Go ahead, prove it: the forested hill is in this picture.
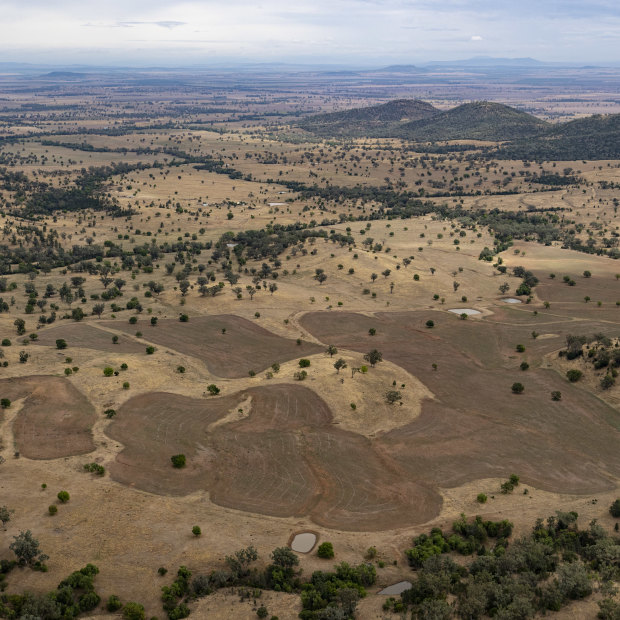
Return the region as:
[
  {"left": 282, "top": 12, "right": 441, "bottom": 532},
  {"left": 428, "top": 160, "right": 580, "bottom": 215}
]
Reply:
[
  {"left": 386, "top": 101, "right": 548, "bottom": 141},
  {"left": 298, "top": 99, "right": 440, "bottom": 137},
  {"left": 300, "top": 99, "right": 620, "bottom": 159},
  {"left": 299, "top": 100, "right": 546, "bottom": 141},
  {"left": 494, "top": 113, "right": 620, "bottom": 160}
]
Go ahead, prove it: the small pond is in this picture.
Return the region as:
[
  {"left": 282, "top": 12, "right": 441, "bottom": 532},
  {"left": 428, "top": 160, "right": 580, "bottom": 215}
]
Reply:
[
  {"left": 379, "top": 581, "right": 413, "bottom": 595},
  {"left": 291, "top": 532, "right": 317, "bottom": 553},
  {"left": 448, "top": 308, "right": 481, "bottom": 316}
]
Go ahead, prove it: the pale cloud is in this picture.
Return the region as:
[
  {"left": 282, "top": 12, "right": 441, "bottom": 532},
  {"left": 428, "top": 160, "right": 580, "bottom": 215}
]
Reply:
[
  {"left": 117, "top": 21, "right": 187, "bottom": 29},
  {"left": 0, "top": 0, "right": 618, "bottom": 65}
]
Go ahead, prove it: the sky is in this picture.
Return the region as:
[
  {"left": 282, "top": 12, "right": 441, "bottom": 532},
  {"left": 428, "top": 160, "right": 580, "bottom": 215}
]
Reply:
[{"left": 0, "top": 0, "right": 619, "bottom": 67}]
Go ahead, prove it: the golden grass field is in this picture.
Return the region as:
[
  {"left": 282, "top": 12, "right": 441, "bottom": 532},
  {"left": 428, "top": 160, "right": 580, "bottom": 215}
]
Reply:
[{"left": 0, "top": 80, "right": 619, "bottom": 618}]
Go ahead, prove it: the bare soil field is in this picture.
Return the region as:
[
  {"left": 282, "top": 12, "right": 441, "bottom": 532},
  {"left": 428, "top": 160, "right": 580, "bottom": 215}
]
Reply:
[
  {"left": 300, "top": 311, "right": 620, "bottom": 494},
  {"left": 107, "top": 383, "right": 441, "bottom": 530},
  {"left": 0, "top": 375, "right": 95, "bottom": 459},
  {"left": 32, "top": 323, "right": 145, "bottom": 354},
  {"left": 103, "top": 315, "right": 323, "bottom": 378}
]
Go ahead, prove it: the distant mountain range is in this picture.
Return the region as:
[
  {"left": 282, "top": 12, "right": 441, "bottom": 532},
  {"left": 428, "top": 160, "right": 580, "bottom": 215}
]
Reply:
[{"left": 299, "top": 99, "right": 620, "bottom": 159}]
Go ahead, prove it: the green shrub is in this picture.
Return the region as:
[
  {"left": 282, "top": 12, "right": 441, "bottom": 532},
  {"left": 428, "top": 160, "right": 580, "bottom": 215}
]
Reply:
[
  {"left": 192, "top": 526, "right": 201, "bottom": 537},
  {"left": 171, "top": 454, "right": 186, "bottom": 468},
  {"left": 122, "top": 602, "right": 145, "bottom": 620},
  {"left": 299, "top": 358, "right": 311, "bottom": 368},
  {"left": 48, "top": 505, "right": 58, "bottom": 515},
  {"left": 84, "top": 463, "right": 105, "bottom": 476},
  {"left": 57, "top": 491, "right": 70, "bottom": 503},
  {"left": 476, "top": 493, "right": 488, "bottom": 504},
  {"left": 610, "top": 499, "right": 620, "bottom": 518},
  {"left": 317, "top": 542, "right": 334, "bottom": 559},
  {"left": 107, "top": 595, "right": 122, "bottom": 612},
  {"left": 103, "top": 367, "right": 114, "bottom": 377},
  {"left": 566, "top": 369, "right": 583, "bottom": 382},
  {"left": 56, "top": 339, "right": 67, "bottom": 349}
]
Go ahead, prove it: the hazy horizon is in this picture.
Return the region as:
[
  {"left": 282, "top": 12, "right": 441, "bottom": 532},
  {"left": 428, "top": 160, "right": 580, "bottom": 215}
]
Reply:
[{"left": 1, "top": 0, "right": 619, "bottom": 67}]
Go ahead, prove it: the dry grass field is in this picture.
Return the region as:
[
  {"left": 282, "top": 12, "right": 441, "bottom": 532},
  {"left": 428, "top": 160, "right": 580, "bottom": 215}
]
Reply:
[{"left": 0, "top": 70, "right": 619, "bottom": 619}]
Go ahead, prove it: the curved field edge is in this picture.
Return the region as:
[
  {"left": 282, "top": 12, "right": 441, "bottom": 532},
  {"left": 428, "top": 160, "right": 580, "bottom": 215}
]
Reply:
[{"left": 105, "top": 383, "right": 442, "bottom": 531}]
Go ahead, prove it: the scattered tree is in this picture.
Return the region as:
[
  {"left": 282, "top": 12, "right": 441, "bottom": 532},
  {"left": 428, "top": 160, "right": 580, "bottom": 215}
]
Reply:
[
  {"left": 364, "top": 349, "right": 383, "bottom": 367},
  {"left": 10, "top": 530, "right": 49, "bottom": 566}
]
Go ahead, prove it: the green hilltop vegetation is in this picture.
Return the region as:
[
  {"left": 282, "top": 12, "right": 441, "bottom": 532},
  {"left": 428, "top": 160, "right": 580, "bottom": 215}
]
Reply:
[
  {"left": 298, "top": 99, "right": 440, "bottom": 137},
  {"left": 495, "top": 112, "right": 620, "bottom": 160},
  {"left": 387, "top": 101, "right": 548, "bottom": 141},
  {"left": 300, "top": 98, "right": 620, "bottom": 160},
  {"left": 299, "top": 100, "right": 546, "bottom": 141}
]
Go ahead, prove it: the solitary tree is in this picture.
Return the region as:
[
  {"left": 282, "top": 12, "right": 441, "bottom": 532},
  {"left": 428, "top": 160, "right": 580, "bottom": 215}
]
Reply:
[
  {"left": 0, "top": 505, "right": 13, "bottom": 529},
  {"left": 385, "top": 390, "right": 402, "bottom": 404},
  {"left": 314, "top": 269, "right": 327, "bottom": 285},
  {"left": 100, "top": 274, "right": 113, "bottom": 289},
  {"left": 326, "top": 345, "right": 338, "bottom": 357},
  {"left": 334, "top": 358, "right": 347, "bottom": 374},
  {"left": 364, "top": 349, "right": 383, "bottom": 367},
  {"left": 10, "top": 530, "right": 49, "bottom": 566}
]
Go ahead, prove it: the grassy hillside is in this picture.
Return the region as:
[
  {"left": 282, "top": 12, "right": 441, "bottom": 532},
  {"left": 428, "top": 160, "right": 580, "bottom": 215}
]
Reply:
[
  {"left": 298, "top": 99, "right": 439, "bottom": 137},
  {"left": 388, "top": 101, "right": 549, "bottom": 141},
  {"left": 495, "top": 113, "right": 620, "bottom": 160}
]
